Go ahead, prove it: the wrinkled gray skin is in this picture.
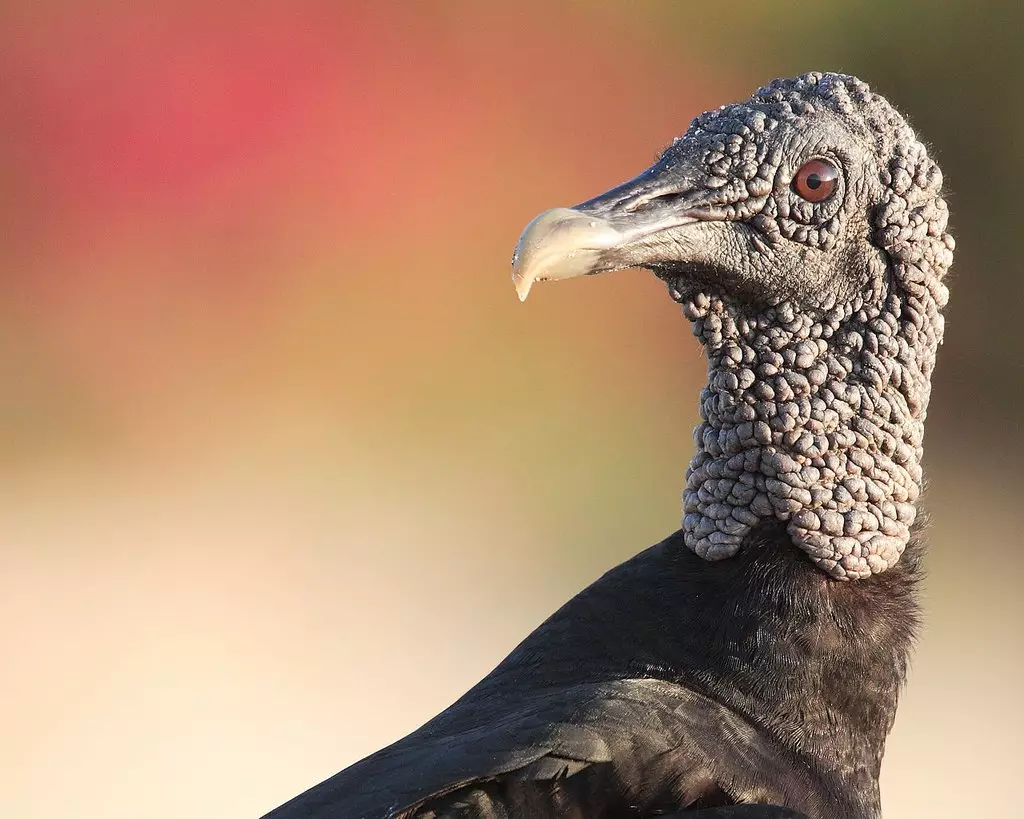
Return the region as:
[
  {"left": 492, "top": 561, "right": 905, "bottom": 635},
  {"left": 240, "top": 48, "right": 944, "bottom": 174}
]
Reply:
[{"left": 514, "top": 73, "right": 953, "bottom": 579}]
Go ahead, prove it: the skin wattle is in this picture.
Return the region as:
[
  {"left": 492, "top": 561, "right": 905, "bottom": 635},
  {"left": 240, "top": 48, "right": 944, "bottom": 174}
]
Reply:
[{"left": 677, "top": 282, "right": 944, "bottom": 579}]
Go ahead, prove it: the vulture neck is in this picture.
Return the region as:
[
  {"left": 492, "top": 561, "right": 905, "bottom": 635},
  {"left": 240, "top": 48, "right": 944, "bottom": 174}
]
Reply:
[
  {"left": 688, "top": 518, "right": 921, "bottom": 773},
  {"left": 677, "top": 285, "right": 940, "bottom": 581},
  {"left": 662, "top": 521, "right": 922, "bottom": 813},
  {"left": 499, "top": 523, "right": 922, "bottom": 813}
]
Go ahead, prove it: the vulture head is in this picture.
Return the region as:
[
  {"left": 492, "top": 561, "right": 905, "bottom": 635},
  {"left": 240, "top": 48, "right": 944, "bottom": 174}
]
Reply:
[{"left": 513, "top": 72, "right": 954, "bottom": 580}]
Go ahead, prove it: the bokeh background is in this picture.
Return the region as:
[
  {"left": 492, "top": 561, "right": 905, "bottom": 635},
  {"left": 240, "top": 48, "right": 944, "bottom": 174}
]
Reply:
[{"left": 2, "top": 3, "right": 1021, "bottom": 818}]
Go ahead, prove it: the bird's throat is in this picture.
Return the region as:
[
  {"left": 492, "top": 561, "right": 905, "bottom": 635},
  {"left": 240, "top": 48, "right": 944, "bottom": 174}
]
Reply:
[{"left": 677, "top": 281, "right": 943, "bottom": 580}]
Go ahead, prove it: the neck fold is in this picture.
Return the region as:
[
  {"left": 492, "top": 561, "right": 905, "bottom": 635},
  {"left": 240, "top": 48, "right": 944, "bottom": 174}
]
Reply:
[{"left": 679, "top": 277, "right": 942, "bottom": 580}]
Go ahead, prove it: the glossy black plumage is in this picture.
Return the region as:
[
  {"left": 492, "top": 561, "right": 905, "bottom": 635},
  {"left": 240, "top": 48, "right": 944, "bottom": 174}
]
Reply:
[{"left": 265, "top": 522, "right": 919, "bottom": 819}]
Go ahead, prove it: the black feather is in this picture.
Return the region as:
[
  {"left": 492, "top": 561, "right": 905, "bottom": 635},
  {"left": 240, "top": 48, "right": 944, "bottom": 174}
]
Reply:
[{"left": 264, "top": 523, "right": 920, "bottom": 819}]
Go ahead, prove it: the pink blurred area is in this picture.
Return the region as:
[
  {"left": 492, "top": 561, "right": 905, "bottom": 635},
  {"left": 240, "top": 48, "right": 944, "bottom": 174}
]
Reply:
[
  {"left": 0, "top": 4, "right": 1019, "bottom": 819},
  {"left": 0, "top": 3, "right": 711, "bottom": 455}
]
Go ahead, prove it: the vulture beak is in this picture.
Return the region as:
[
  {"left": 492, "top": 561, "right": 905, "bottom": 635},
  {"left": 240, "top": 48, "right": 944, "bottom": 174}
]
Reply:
[{"left": 511, "top": 165, "right": 710, "bottom": 301}]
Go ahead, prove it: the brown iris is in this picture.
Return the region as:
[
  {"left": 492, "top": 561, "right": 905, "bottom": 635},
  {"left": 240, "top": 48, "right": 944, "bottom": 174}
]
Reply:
[{"left": 792, "top": 158, "right": 840, "bottom": 202}]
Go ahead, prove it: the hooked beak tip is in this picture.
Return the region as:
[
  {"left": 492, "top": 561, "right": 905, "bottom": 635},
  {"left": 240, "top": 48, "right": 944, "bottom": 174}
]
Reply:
[
  {"left": 509, "top": 207, "right": 623, "bottom": 301},
  {"left": 512, "top": 270, "right": 532, "bottom": 302}
]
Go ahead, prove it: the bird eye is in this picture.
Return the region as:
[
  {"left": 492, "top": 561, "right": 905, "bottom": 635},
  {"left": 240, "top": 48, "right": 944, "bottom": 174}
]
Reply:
[{"left": 792, "top": 158, "right": 840, "bottom": 203}]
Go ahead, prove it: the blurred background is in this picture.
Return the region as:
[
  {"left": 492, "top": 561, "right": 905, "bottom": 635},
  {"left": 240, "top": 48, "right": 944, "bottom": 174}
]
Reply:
[{"left": 1, "top": 2, "right": 1021, "bottom": 817}]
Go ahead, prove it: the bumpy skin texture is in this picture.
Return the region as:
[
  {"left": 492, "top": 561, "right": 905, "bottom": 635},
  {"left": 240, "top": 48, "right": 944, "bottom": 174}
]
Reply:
[{"left": 661, "top": 74, "right": 954, "bottom": 579}]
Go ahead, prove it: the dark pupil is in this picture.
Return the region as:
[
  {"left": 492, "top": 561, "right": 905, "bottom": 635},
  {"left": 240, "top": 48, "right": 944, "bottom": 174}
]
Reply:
[{"left": 806, "top": 173, "right": 822, "bottom": 190}]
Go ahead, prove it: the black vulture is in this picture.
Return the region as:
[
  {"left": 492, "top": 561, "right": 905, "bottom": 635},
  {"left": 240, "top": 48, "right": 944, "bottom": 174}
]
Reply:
[{"left": 263, "top": 72, "right": 953, "bottom": 819}]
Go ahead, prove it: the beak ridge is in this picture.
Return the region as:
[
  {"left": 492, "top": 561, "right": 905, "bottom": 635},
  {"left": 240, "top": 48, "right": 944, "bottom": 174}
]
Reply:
[{"left": 510, "top": 163, "right": 708, "bottom": 301}]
